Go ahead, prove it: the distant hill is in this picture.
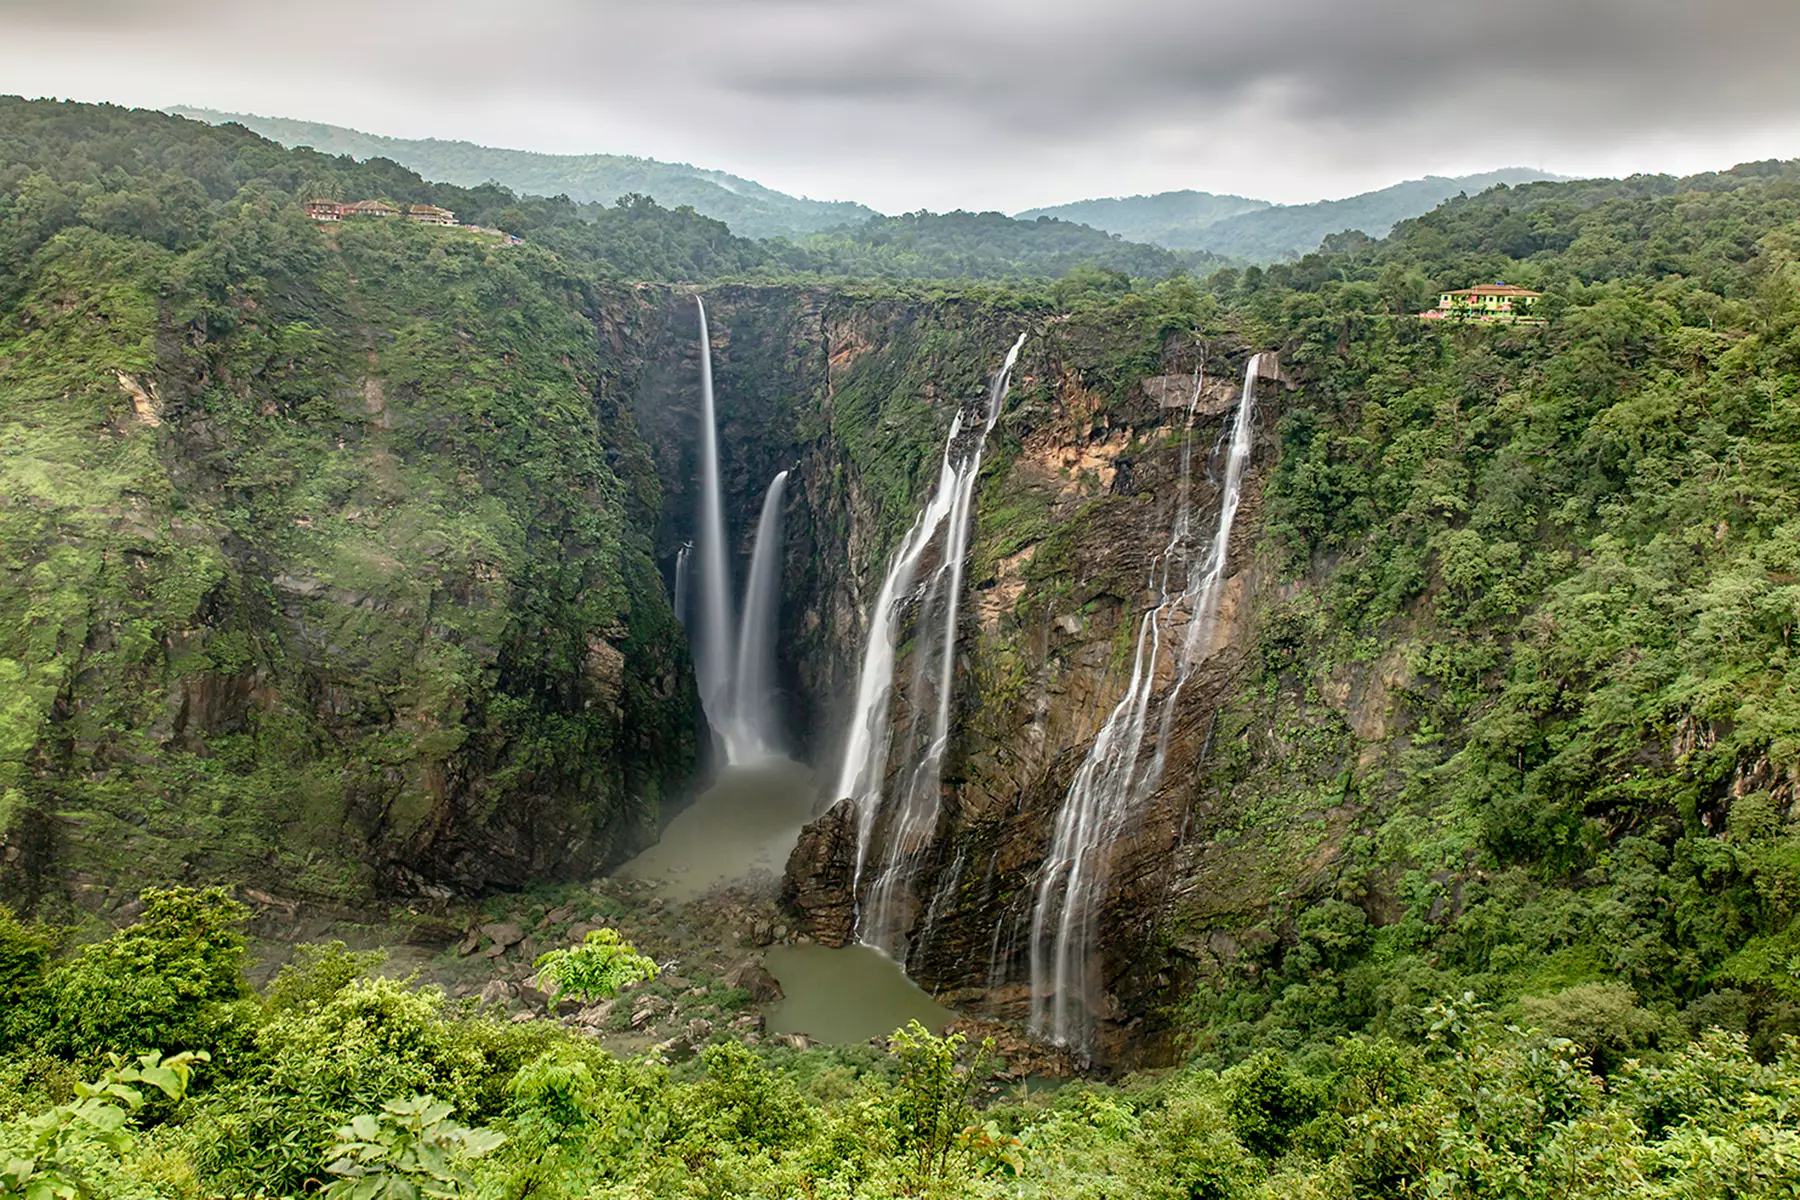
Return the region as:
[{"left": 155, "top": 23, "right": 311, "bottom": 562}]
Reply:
[
  {"left": 1027, "top": 170, "right": 1566, "bottom": 263},
  {"left": 1185, "top": 170, "right": 1566, "bottom": 262},
  {"left": 1015, "top": 190, "right": 1271, "bottom": 249},
  {"left": 167, "top": 107, "right": 881, "bottom": 240},
  {"left": 774, "top": 210, "right": 1220, "bottom": 282}
]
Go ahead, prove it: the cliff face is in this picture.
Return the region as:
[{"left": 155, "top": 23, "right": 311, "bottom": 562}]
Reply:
[
  {"left": 628, "top": 286, "right": 1334, "bottom": 1065},
  {"left": 0, "top": 220, "right": 700, "bottom": 913}
]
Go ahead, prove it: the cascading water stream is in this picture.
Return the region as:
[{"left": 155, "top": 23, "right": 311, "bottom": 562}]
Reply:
[
  {"left": 688, "top": 297, "right": 790, "bottom": 762},
  {"left": 1027, "top": 353, "right": 1265, "bottom": 1054},
  {"left": 672, "top": 543, "right": 692, "bottom": 630},
  {"left": 727, "top": 470, "right": 790, "bottom": 757},
  {"left": 692, "top": 297, "right": 737, "bottom": 738},
  {"left": 834, "top": 332, "right": 1028, "bottom": 959}
]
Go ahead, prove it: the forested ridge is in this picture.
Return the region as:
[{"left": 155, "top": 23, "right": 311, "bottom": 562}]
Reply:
[{"left": 4, "top": 96, "right": 1800, "bottom": 1198}]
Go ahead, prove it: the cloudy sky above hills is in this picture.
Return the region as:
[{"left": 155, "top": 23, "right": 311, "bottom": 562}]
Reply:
[{"left": 3, "top": 0, "right": 1798, "bottom": 212}]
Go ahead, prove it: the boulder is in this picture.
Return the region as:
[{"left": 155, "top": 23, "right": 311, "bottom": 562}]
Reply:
[
  {"left": 480, "top": 921, "right": 526, "bottom": 948},
  {"left": 574, "top": 1000, "right": 617, "bottom": 1029},
  {"left": 477, "top": 979, "right": 514, "bottom": 1008},
  {"left": 723, "top": 959, "right": 784, "bottom": 1004},
  {"left": 779, "top": 798, "right": 858, "bottom": 946}
]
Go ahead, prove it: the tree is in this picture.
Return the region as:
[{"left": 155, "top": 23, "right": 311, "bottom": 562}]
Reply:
[{"left": 531, "top": 928, "right": 658, "bottom": 1012}]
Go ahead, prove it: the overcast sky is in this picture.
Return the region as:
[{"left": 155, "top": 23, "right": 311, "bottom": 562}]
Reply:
[{"left": 3, "top": 0, "right": 1799, "bottom": 213}]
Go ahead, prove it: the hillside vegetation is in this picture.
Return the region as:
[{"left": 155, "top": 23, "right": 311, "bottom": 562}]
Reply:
[
  {"left": 170, "top": 107, "right": 881, "bottom": 240},
  {"left": 2, "top": 889, "right": 1797, "bottom": 1199},
  {"left": 0, "top": 97, "right": 701, "bottom": 906}
]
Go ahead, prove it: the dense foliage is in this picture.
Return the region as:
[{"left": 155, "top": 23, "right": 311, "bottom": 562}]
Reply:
[
  {"left": 1145, "top": 156, "right": 1800, "bottom": 1070},
  {"left": 0, "top": 97, "right": 699, "bottom": 907},
  {"left": 6, "top": 892, "right": 1800, "bottom": 1198},
  {"left": 773, "top": 210, "right": 1219, "bottom": 282}
]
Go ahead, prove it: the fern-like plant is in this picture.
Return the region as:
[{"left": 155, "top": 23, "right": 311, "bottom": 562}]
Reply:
[{"left": 532, "top": 928, "right": 658, "bottom": 1013}]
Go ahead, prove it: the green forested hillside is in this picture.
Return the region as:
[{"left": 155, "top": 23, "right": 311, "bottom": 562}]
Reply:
[
  {"left": 773, "top": 209, "right": 1221, "bottom": 281},
  {"left": 0, "top": 97, "right": 701, "bottom": 906},
  {"left": 1163, "top": 158, "right": 1800, "bottom": 1066},
  {"left": 169, "top": 107, "right": 882, "bottom": 240}
]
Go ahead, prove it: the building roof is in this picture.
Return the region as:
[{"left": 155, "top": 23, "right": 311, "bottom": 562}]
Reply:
[{"left": 1444, "top": 284, "right": 1542, "bottom": 298}]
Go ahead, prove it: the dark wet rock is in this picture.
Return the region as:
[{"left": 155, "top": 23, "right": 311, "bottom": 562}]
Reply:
[{"left": 779, "top": 799, "right": 857, "bottom": 947}]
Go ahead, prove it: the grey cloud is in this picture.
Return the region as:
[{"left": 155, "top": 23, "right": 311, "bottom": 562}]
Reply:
[{"left": 1, "top": 0, "right": 1797, "bottom": 211}]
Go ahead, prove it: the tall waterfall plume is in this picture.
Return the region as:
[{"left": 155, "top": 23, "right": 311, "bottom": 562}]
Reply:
[
  {"left": 1027, "top": 352, "right": 1265, "bottom": 1054},
  {"left": 692, "top": 297, "right": 737, "bottom": 736},
  {"left": 728, "top": 470, "right": 790, "bottom": 756},
  {"left": 688, "top": 296, "right": 790, "bottom": 762},
  {"left": 834, "top": 332, "right": 1028, "bottom": 959}
]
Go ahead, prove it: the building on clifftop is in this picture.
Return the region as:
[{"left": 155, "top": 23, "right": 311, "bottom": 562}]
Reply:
[{"left": 1420, "top": 283, "right": 1544, "bottom": 323}]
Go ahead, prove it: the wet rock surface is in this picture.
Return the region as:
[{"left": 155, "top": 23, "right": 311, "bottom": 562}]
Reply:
[{"left": 779, "top": 799, "right": 858, "bottom": 947}]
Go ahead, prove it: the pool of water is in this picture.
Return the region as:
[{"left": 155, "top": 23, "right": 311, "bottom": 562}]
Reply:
[
  {"left": 763, "top": 942, "right": 954, "bottom": 1044},
  {"left": 617, "top": 758, "right": 817, "bottom": 902}
]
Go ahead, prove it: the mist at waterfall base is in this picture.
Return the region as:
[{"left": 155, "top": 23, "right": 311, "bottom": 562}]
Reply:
[
  {"left": 833, "top": 333, "right": 1028, "bottom": 962},
  {"left": 682, "top": 297, "right": 791, "bottom": 764},
  {"left": 1026, "top": 354, "right": 1266, "bottom": 1056}
]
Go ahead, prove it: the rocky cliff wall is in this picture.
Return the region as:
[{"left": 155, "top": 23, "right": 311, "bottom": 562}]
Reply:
[
  {"left": 0, "top": 221, "right": 701, "bottom": 915},
  {"left": 627, "top": 284, "right": 1346, "bottom": 1067}
]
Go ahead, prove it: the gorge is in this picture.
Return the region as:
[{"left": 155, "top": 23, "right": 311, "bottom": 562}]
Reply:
[{"left": 8, "top": 108, "right": 1800, "bottom": 1187}]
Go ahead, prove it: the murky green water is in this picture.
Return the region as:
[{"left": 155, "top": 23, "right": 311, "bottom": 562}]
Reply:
[
  {"left": 618, "top": 758, "right": 817, "bottom": 902},
  {"left": 618, "top": 757, "right": 956, "bottom": 1042},
  {"left": 763, "top": 943, "right": 953, "bottom": 1044}
]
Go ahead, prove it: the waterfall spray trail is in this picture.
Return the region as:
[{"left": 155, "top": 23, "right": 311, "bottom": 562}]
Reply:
[
  {"left": 672, "top": 544, "right": 692, "bottom": 630},
  {"left": 693, "top": 297, "right": 737, "bottom": 742},
  {"left": 834, "top": 333, "right": 1028, "bottom": 960},
  {"left": 688, "top": 297, "right": 791, "bottom": 762},
  {"left": 730, "top": 471, "right": 790, "bottom": 757},
  {"left": 1027, "top": 353, "right": 1264, "bottom": 1054}
]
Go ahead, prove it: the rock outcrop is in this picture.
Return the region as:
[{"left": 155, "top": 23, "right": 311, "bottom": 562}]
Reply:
[{"left": 780, "top": 799, "right": 858, "bottom": 947}]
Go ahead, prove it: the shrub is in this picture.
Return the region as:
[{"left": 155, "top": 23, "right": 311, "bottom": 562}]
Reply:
[
  {"left": 44, "top": 887, "right": 249, "bottom": 1063},
  {"left": 531, "top": 928, "right": 657, "bottom": 1012},
  {"left": 320, "top": 1094, "right": 504, "bottom": 1199}
]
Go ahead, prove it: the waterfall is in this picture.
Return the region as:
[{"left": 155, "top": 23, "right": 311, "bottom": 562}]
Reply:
[
  {"left": 693, "top": 297, "right": 736, "bottom": 740},
  {"left": 672, "top": 543, "right": 692, "bottom": 629},
  {"left": 1027, "top": 352, "right": 1265, "bottom": 1054},
  {"left": 688, "top": 297, "right": 789, "bottom": 763},
  {"left": 834, "top": 332, "right": 1028, "bottom": 959},
  {"left": 728, "top": 470, "right": 790, "bottom": 757}
]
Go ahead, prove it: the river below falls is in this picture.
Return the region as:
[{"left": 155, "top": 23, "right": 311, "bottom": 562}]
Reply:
[{"left": 616, "top": 758, "right": 955, "bottom": 1043}]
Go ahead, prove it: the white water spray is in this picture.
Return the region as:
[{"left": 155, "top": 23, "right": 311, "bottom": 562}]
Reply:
[
  {"left": 726, "top": 470, "right": 790, "bottom": 757},
  {"left": 672, "top": 543, "right": 692, "bottom": 629},
  {"left": 834, "top": 332, "right": 1028, "bottom": 959},
  {"left": 693, "top": 297, "right": 736, "bottom": 734},
  {"left": 1027, "top": 353, "right": 1265, "bottom": 1053},
  {"left": 689, "top": 297, "right": 790, "bottom": 762}
]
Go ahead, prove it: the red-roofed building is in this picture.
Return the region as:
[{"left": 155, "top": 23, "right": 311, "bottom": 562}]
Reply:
[{"left": 1421, "top": 283, "right": 1544, "bottom": 323}]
